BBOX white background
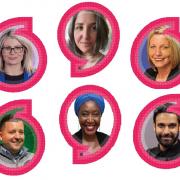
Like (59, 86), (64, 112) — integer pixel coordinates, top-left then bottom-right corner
(0, 0), (179, 179)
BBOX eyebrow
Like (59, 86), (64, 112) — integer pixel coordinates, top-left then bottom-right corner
(75, 22), (96, 25)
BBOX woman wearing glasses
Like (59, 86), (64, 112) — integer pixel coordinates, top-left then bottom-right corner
(0, 30), (35, 84)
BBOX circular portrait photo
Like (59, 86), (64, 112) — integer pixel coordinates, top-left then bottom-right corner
(68, 93), (113, 155)
(0, 108), (37, 168)
(143, 26), (180, 82)
(58, 2), (120, 77)
(66, 10), (112, 70)
(131, 17), (180, 89)
(142, 102), (180, 161)
(0, 28), (38, 84)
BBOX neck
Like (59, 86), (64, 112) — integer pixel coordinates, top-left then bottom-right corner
(82, 52), (102, 62)
(156, 66), (172, 82)
(4, 64), (23, 76)
(82, 134), (101, 154)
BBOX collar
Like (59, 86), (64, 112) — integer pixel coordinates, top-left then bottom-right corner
(0, 144), (28, 161)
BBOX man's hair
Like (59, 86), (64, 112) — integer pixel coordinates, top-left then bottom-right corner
(153, 102), (180, 124)
(0, 114), (23, 130)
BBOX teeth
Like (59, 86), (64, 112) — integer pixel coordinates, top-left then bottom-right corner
(86, 125), (95, 130)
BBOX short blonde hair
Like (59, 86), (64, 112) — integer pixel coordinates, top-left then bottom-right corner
(147, 26), (180, 69)
(0, 30), (35, 73)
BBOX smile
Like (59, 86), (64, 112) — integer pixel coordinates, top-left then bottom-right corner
(85, 125), (96, 131)
(8, 57), (18, 60)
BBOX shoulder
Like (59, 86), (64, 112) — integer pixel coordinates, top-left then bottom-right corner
(146, 146), (159, 157)
(168, 65), (180, 80)
(23, 71), (34, 80)
(144, 68), (157, 80)
(96, 131), (109, 147)
(0, 71), (5, 81)
(72, 130), (82, 144)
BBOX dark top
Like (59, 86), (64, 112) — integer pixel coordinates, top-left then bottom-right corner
(147, 140), (180, 161)
(0, 71), (33, 84)
(73, 129), (109, 147)
(4, 73), (24, 84)
(144, 65), (179, 81)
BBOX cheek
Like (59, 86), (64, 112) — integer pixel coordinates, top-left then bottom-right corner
(162, 49), (171, 57)
(2, 53), (7, 60)
(78, 117), (84, 125)
(74, 32), (81, 43)
(18, 53), (24, 60)
(95, 117), (101, 125)
(91, 33), (97, 43)
(155, 128), (161, 135)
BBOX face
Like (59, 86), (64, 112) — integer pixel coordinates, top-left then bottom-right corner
(1, 37), (25, 66)
(0, 121), (24, 154)
(74, 11), (97, 56)
(148, 34), (172, 69)
(154, 112), (180, 150)
(78, 100), (101, 136)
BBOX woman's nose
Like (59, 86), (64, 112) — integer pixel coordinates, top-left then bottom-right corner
(82, 28), (89, 39)
(87, 114), (93, 122)
(155, 48), (162, 56)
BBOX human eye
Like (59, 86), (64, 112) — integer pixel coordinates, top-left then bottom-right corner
(75, 25), (83, 31)
(3, 46), (11, 52)
(80, 111), (89, 117)
(93, 111), (101, 117)
(157, 123), (165, 128)
(168, 123), (177, 129)
(91, 24), (97, 31)
(14, 46), (23, 52)
(8, 130), (16, 134)
(149, 45), (156, 49)
(162, 45), (170, 50)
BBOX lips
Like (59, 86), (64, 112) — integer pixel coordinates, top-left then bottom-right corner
(85, 125), (96, 131)
(80, 42), (91, 46)
(8, 57), (18, 60)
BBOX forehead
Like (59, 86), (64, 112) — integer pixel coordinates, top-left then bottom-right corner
(3, 37), (22, 46)
(150, 34), (169, 44)
(155, 112), (178, 124)
(75, 11), (96, 23)
(2, 121), (24, 130)
(80, 100), (99, 110)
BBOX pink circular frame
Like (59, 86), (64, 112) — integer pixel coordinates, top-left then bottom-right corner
(0, 100), (45, 175)
(57, 2), (120, 77)
(0, 17), (47, 92)
(133, 94), (180, 169)
(131, 17), (180, 89)
(59, 85), (121, 164)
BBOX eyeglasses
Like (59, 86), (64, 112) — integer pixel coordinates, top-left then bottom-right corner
(1, 46), (24, 54)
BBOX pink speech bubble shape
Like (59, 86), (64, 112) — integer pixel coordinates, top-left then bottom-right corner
(0, 17), (47, 92)
(0, 100), (45, 175)
(131, 17), (180, 89)
(133, 94), (180, 169)
(57, 2), (120, 77)
(59, 85), (121, 164)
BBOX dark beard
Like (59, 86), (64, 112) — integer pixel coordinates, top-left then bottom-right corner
(156, 132), (179, 149)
